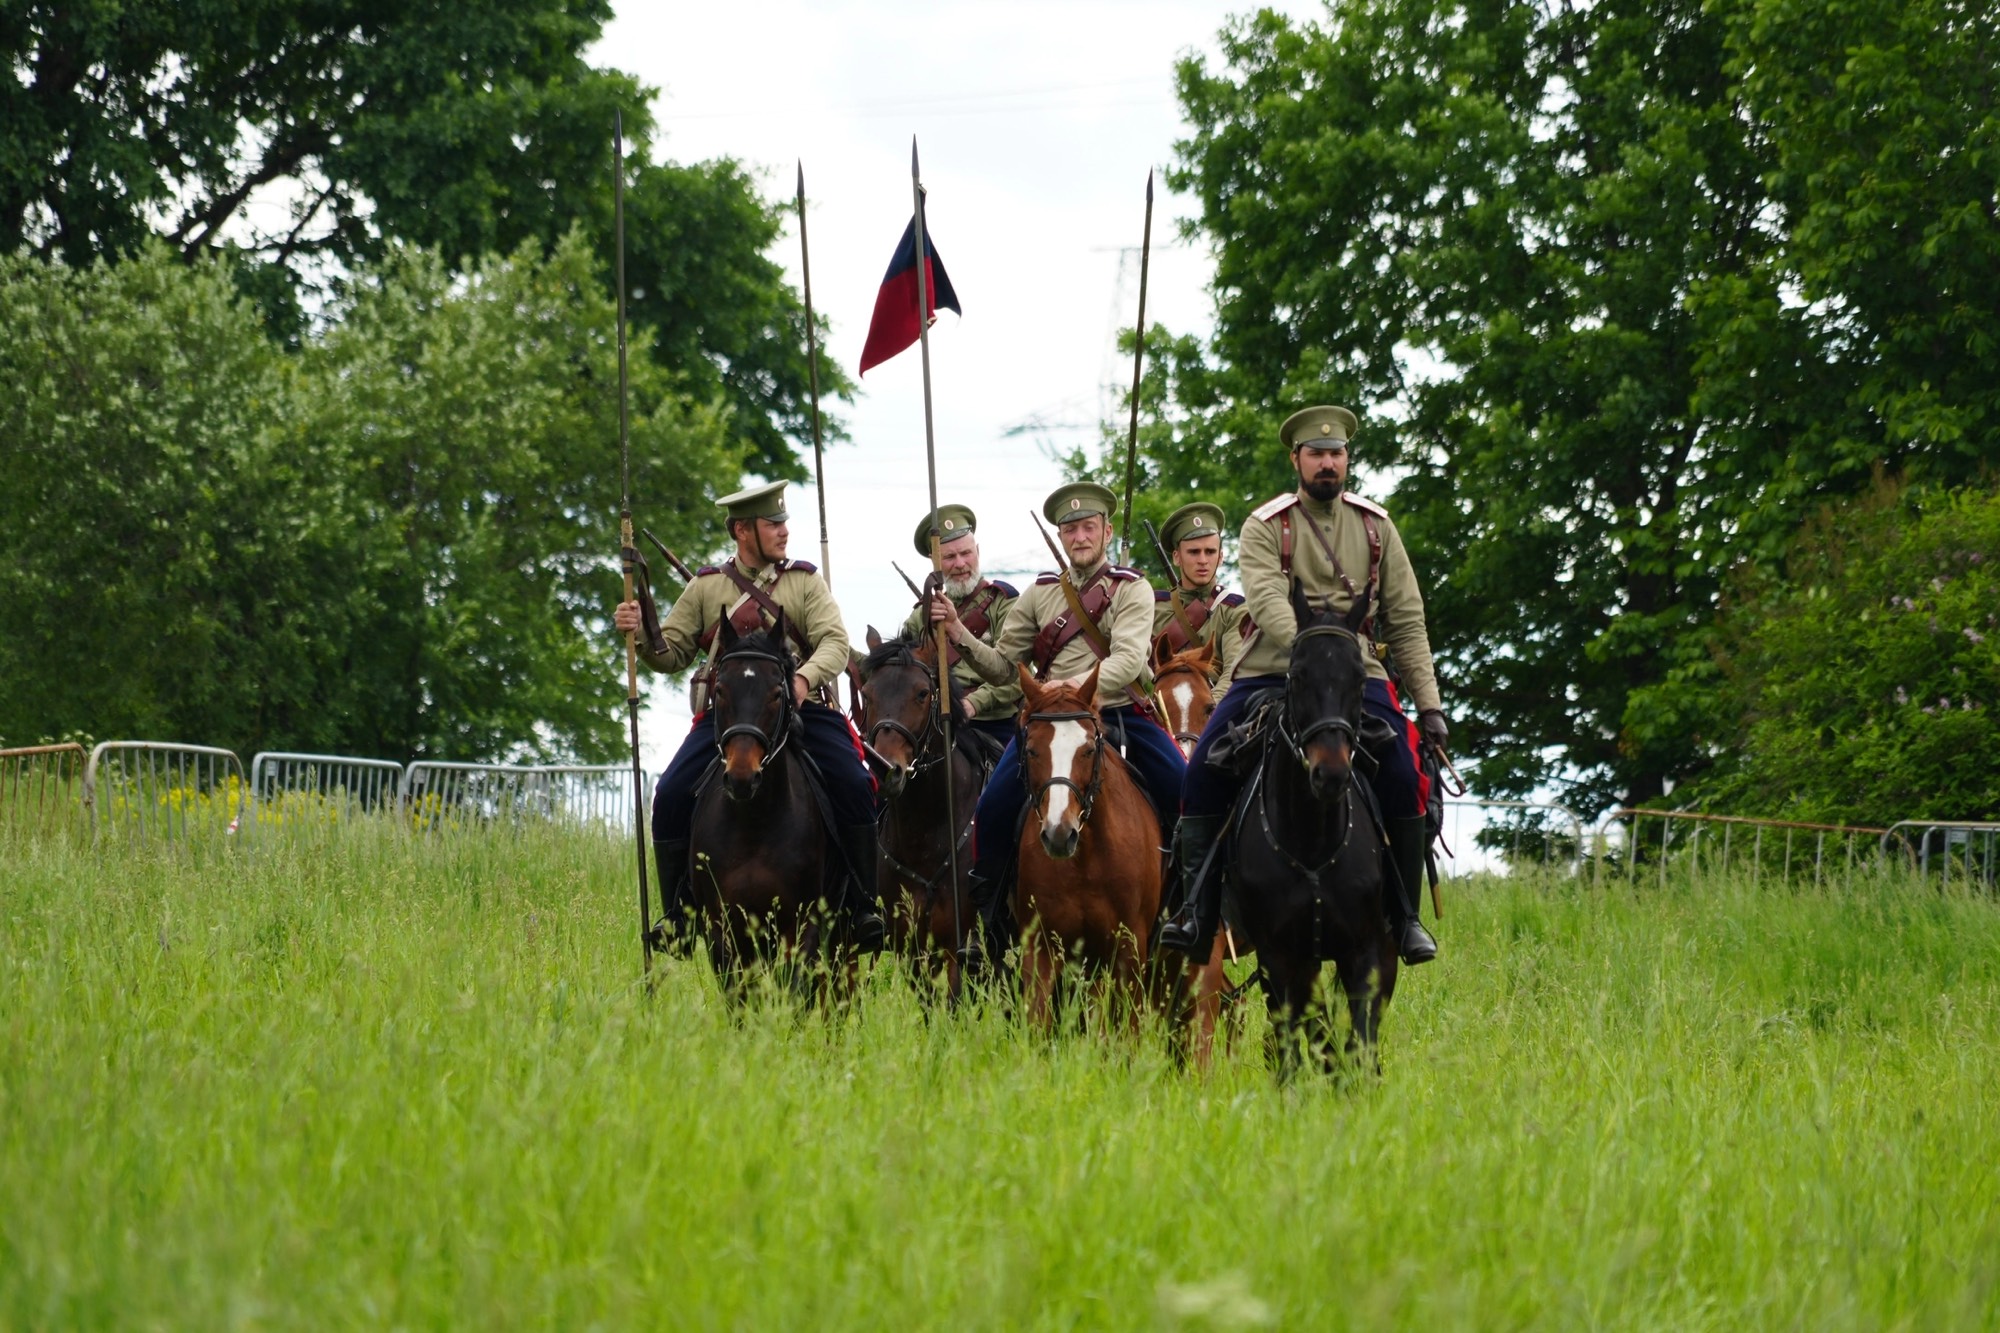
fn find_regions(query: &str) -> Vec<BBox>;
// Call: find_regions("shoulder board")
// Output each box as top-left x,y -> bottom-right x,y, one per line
1034,572 -> 1062,586
781,560 -> 818,574
1109,566 -> 1144,582
1251,493 -> 1300,523
1341,492 -> 1388,519
1154,588 -> 1172,602
989,580 -> 1019,598
1221,592 -> 1246,607
694,565 -> 722,577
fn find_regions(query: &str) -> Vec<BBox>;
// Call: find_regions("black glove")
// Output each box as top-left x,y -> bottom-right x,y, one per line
1419,709 -> 1450,753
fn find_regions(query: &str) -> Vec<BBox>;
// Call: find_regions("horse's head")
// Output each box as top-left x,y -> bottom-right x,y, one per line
858,627 -> 947,799
710,612 -> 797,803
1152,638 -> 1218,759
1016,662 -> 1105,861
1283,579 -> 1369,803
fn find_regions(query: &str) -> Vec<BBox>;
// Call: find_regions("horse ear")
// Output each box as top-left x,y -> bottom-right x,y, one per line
773,606 -> 791,659
1345,588 -> 1372,636
1289,576 -> 1313,627
1191,639 -> 1217,673
717,613 -> 738,650
866,625 -> 883,653
1151,633 -> 1172,667
1078,661 -> 1101,708
1015,662 -> 1040,705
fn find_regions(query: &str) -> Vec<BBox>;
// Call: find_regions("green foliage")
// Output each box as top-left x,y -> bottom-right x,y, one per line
0,238 -> 736,760
5,831 -> 2000,1325
1101,0 -> 1999,814
1678,484 -> 2000,824
0,0 -> 845,475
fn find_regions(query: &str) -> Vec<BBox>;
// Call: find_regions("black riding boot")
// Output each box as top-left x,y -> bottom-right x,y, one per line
955,866 -> 1012,977
1384,815 -> 1438,964
651,838 -> 696,958
1157,813 -> 1228,958
837,823 -> 888,955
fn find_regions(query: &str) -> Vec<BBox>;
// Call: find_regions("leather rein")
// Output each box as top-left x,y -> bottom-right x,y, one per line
711,645 -> 797,769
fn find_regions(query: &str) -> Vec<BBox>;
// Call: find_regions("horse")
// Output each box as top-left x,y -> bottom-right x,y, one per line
1012,665 -> 1228,1061
1152,638 -> 1219,760
858,629 -> 985,997
688,613 -> 855,998
1231,585 -> 1398,1077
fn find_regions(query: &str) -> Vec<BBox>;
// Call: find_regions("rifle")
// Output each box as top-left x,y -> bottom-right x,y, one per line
1140,517 -> 1174,583
889,560 -> 928,602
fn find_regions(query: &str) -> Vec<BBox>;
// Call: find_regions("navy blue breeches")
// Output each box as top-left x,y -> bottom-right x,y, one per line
1182,675 -> 1424,821
652,701 -> 876,841
970,704 -> 1186,878
962,717 -> 1018,750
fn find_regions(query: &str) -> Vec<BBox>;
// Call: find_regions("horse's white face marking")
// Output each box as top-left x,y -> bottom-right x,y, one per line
1041,719 -> 1088,830
742,667 -> 757,679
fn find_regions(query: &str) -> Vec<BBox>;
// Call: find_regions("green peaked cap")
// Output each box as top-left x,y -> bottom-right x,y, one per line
913,503 -> 978,556
1043,481 -> 1117,524
1280,405 -> 1359,449
1161,501 -> 1228,550
717,480 -> 789,524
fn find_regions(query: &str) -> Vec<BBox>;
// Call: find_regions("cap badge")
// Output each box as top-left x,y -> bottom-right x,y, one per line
1320,423 -> 1333,435
1070,498 -> 1080,511
943,519 -> 956,531
1192,517 -> 1204,528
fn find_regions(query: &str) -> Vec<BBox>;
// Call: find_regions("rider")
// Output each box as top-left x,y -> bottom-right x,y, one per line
613,480 -> 886,956
897,503 -> 1021,751
1157,407 -> 1446,965
929,481 -> 1187,970
1151,500 -> 1252,683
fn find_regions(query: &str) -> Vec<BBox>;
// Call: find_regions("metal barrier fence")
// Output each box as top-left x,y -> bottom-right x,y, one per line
84,741 -> 247,842
1591,808 -> 1889,888
399,762 -> 643,832
249,751 -> 406,827
1,743 -> 88,834
1438,799 -> 1585,876
1881,821 -> 2000,892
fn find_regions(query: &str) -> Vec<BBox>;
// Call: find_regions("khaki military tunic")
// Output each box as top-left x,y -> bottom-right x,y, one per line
638,558 -> 850,694
898,581 -> 1023,723
956,558 -> 1154,702
1152,582 -> 1251,683
1236,490 -> 1442,713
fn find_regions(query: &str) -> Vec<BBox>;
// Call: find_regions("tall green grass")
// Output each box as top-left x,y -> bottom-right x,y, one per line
3,825 -> 1997,1329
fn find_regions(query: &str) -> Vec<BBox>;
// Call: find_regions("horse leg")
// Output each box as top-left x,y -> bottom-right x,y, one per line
1332,950 -> 1381,1076
1022,929 -> 1062,1033
1259,949 -> 1318,1082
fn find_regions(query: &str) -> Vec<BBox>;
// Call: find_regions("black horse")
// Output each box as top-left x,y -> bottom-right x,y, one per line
690,613 -> 856,995
858,629 -> 988,997
1232,585 -> 1399,1076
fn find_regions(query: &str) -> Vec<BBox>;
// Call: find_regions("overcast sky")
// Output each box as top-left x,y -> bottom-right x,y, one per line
592,0 -> 1319,763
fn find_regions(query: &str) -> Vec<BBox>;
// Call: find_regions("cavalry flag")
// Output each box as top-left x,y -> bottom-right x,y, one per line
857,212 -> 960,375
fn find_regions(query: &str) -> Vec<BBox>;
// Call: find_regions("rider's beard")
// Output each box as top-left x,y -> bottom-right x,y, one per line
942,573 -> 979,599
1301,472 -> 1343,502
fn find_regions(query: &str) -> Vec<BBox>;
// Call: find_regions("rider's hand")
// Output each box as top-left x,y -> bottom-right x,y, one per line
927,591 -> 965,641
959,696 -> 976,721
1419,709 -> 1450,752
613,600 -> 641,635
792,674 -> 811,705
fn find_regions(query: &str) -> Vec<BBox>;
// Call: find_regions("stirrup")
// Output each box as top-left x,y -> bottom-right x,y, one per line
1157,902 -> 1204,955
1397,918 -> 1438,965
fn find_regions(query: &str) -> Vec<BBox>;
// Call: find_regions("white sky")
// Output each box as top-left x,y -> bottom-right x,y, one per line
595,0 -> 1319,764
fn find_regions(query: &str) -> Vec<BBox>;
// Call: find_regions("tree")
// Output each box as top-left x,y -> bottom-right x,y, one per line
0,236 -> 737,761
1679,482 -> 2000,825
0,0 -> 844,477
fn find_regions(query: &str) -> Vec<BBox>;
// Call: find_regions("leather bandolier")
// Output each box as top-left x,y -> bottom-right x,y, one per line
687,559 -> 824,714
943,583 -> 1004,668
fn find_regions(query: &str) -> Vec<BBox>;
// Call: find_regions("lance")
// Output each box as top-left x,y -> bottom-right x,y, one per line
614,112 -> 654,978
911,137 -> 965,964
1117,170 -> 1155,563
796,162 -> 832,589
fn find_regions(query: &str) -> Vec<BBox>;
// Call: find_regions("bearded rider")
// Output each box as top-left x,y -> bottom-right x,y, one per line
898,504 -> 1021,750
1158,407 -> 1445,965
613,481 -> 886,956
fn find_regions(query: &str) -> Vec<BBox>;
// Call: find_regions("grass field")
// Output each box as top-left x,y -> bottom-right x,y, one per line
4,823 -> 1998,1330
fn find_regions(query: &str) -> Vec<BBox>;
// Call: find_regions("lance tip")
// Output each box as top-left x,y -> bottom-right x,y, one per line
1146,167 -> 1154,200
911,135 -> 920,175
796,159 -> 804,195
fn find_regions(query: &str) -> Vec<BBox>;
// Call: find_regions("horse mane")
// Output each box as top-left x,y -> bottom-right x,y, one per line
861,632 -> 970,717
1155,644 -> 1216,683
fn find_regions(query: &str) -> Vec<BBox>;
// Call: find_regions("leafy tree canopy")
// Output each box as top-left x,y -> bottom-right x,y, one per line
0,237 -> 737,761
1,0 -> 846,477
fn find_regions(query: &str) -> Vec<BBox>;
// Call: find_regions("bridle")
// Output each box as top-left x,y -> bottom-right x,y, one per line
1153,658 -> 1214,753
711,645 -> 796,769
1276,625 -> 1362,768
1023,708 -> 1107,831
864,652 -> 948,778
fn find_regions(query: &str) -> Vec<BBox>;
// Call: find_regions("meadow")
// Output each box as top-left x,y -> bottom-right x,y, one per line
3,822 -> 1997,1330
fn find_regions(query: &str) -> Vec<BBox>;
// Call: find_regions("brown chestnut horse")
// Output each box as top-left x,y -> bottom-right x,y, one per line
1012,665 -> 1227,1062
1151,639 -> 1218,761
689,615 -> 856,999
858,629 -> 984,997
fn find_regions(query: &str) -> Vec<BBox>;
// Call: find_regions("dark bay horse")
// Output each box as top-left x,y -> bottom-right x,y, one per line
858,629 -> 984,996
1013,666 -> 1227,1061
690,614 -> 854,996
1233,589 -> 1398,1075
1152,639 -> 1218,761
